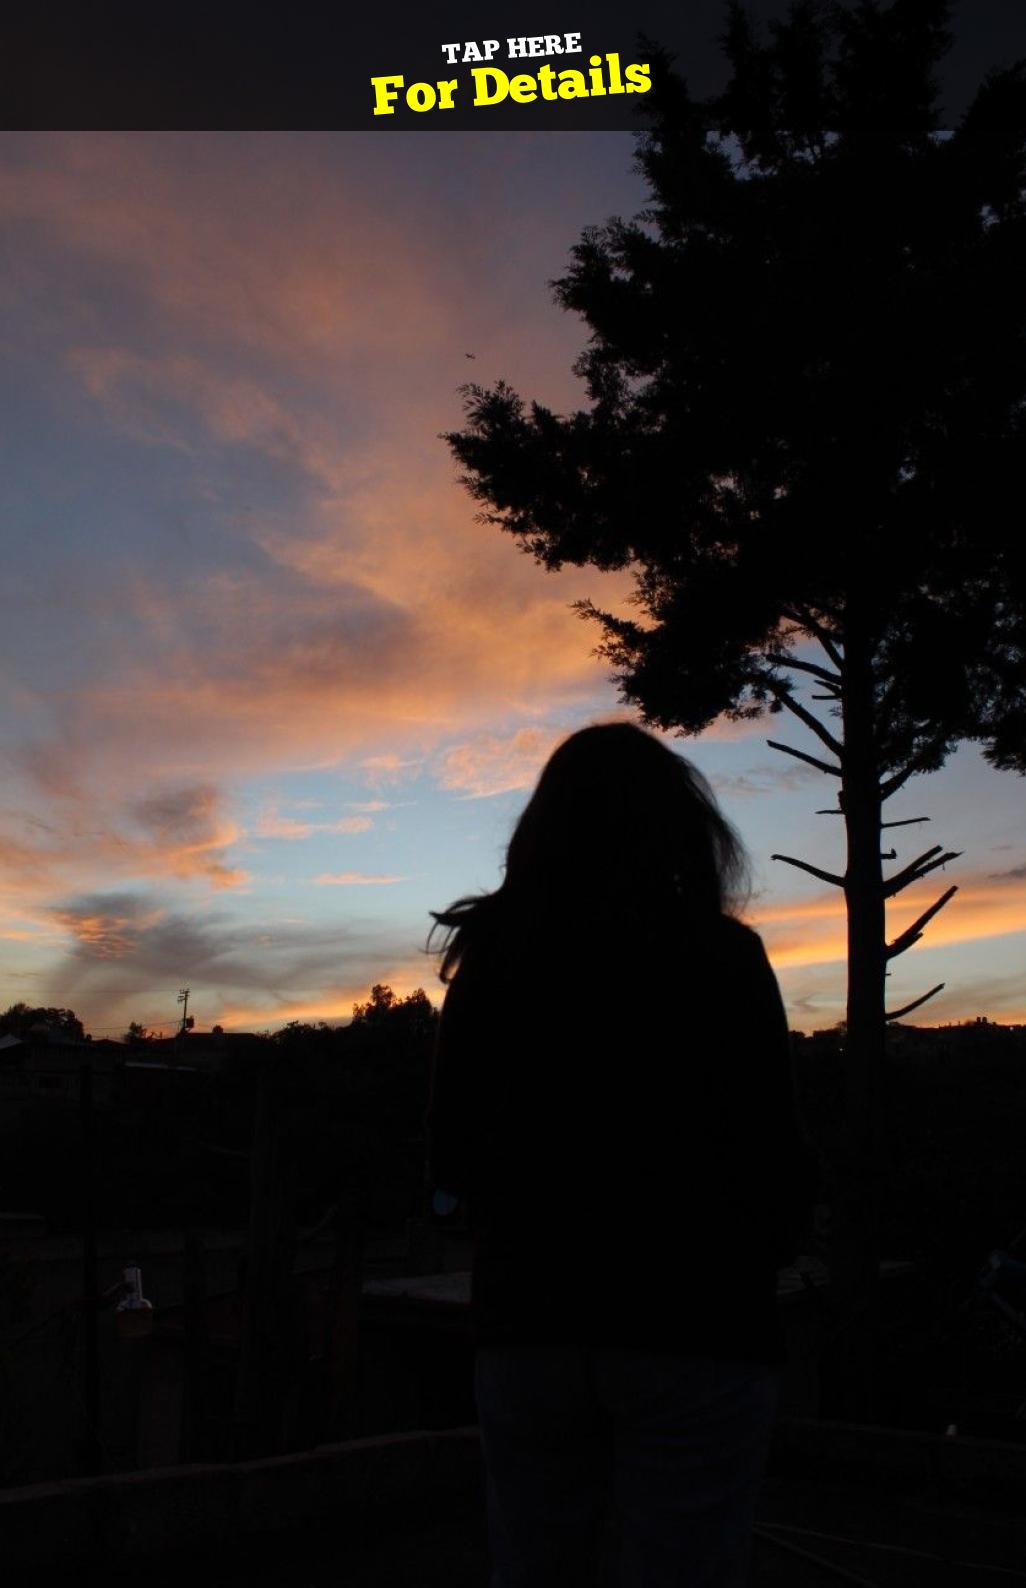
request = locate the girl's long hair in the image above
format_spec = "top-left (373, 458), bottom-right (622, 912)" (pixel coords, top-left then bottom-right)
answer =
top-left (429, 721), bottom-right (749, 983)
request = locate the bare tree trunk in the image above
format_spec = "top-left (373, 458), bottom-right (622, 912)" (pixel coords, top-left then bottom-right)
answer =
top-left (829, 615), bottom-right (886, 1422)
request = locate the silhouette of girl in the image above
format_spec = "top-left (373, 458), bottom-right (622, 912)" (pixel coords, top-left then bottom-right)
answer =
top-left (427, 721), bottom-right (819, 1587)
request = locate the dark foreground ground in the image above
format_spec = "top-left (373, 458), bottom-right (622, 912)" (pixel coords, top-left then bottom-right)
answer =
top-left (82, 1467), bottom-right (1024, 1588)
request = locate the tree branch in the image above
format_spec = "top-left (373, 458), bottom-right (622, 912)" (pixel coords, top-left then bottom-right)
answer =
top-left (886, 983), bottom-right (945, 1022)
top-left (887, 843), bottom-right (939, 875)
top-left (883, 848), bottom-right (962, 898)
top-left (764, 652), bottom-right (841, 687)
top-left (771, 853), bottom-right (846, 887)
top-left (763, 679), bottom-right (845, 757)
top-left (881, 817), bottom-right (930, 829)
top-left (879, 738), bottom-right (949, 801)
top-left (782, 607), bottom-right (844, 670)
top-left (767, 739), bottom-right (843, 778)
top-left (886, 886), bottom-right (959, 959)
top-left (879, 764), bottom-right (919, 802)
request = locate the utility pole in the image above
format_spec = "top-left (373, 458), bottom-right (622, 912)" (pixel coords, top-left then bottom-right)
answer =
top-left (174, 988), bottom-right (193, 1064)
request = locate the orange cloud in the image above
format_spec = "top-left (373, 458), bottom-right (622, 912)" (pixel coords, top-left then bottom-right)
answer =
top-left (358, 755), bottom-right (425, 788)
top-left (51, 898), bottom-right (166, 960)
top-left (131, 786), bottom-right (247, 887)
top-left (0, 134), bottom-right (461, 372)
top-left (256, 809), bottom-right (372, 839)
top-left (435, 726), bottom-right (566, 799)
top-left (0, 138), bottom-right (762, 895)
top-left (0, 782), bottom-right (247, 930)
top-left (751, 873), bottom-right (1026, 972)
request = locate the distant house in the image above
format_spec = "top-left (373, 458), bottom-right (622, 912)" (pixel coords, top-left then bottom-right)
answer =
top-left (0, 1031), bottom-right (123, 1111)
top-left (0, 1026), bottom-right (273, 1135)
top-left (121, 1060), bottom-right (203, 1114)
top-left (124, 1029), bottom-right (269, 1074)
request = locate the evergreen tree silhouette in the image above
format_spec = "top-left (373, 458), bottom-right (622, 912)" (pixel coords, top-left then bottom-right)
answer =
top-left (445, 1), bottom-right (1026, 1418)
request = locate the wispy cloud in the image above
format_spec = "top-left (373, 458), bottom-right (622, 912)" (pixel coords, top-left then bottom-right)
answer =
top-left (313, 871), bottom-right (406, 887)
top-left (711, 761), bottom-right (821, 799)
top-left (41, 886), bottom-right (426, 1033)
top-left (435, 726), bottom-right (564, 799)
top-left (359, 755), bottom-right (425, 788)
top-left (130, 785), bottom-right (247, 887)
top-left (0, 780), bottom-right (247, 924)
top-left (51, 894), bottom-right (165, 961)
top-left (256, 808), bottom-right (372, 839)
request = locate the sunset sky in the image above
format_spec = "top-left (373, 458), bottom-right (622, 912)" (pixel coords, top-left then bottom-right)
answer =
top-left (2, 130), bottom-right (1024, 1037)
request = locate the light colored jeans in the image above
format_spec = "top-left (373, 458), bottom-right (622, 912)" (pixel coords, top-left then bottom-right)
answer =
top-left (474, 1345), bottom-right (780, 1588)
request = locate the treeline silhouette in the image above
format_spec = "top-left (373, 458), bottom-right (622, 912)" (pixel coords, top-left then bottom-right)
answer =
top-left (3, 995), bottom-right (1026, 1449)
top-left (794, 1020), bottom-right (1026, 1275)
top-left (794, 1019), bottom-right (1026, 1430)
top-left (0, 987), bottom-right (439, 1234)
top-left (3, 994), bottom-right (1024, 1280)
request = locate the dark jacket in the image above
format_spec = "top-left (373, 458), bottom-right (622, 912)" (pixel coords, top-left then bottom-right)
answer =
top-left (426, 911), bottom-right (820, 1363)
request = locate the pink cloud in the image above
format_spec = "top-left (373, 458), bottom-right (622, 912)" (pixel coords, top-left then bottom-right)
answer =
top-left (0, 779), bottom-right (247, 928)
top-left (435, 726), bottom-right (565, 798)
top-left (256, 808), bottom-right (372, 839)
top-left (0, 134), bottom-right (460, 370)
